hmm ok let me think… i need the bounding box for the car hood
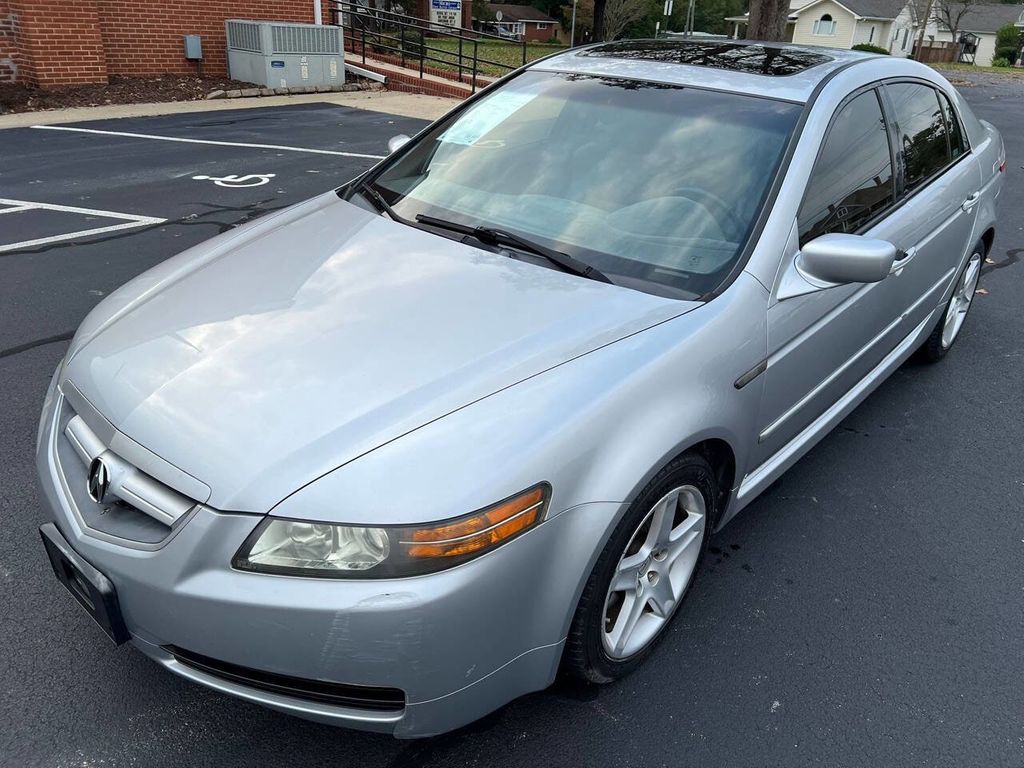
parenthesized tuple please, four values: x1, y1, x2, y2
(65, 193, 696, 512)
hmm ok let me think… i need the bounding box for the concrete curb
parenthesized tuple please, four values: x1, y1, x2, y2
(0, 90, 461, 130)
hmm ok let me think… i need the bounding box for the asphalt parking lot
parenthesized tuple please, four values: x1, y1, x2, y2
(2, 86, 1023, 768)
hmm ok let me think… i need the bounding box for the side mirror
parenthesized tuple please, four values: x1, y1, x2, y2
(387, 134, 411, 155)
(797, 233, 897, 286)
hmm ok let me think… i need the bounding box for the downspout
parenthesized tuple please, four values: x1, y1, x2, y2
(314, 0, 323, 24)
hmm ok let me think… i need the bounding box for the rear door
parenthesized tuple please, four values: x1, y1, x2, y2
(878, 81, 982, 327)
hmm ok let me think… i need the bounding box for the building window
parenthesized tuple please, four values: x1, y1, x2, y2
(537, 23, 548, 30)
(902, 27, 909, 49)
(812, 14, 837, 36)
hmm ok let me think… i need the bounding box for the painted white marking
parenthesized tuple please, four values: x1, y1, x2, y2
(31, 125, 386, 160)
(0, 205, 33, 215)
(0, 198, 166, 253)
(192, 173, 276, 188)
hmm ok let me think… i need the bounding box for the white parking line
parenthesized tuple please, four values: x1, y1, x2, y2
(31, 125, 387, 160)
(0, 198, 166, 253)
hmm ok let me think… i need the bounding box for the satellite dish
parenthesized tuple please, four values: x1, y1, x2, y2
(495, 10, 503, 20)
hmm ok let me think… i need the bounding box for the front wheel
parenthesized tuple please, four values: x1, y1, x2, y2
(563, 452, 716, 683)
(919, 245, 983, 362)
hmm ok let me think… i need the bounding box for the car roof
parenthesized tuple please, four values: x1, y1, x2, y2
(529, 39, 877, 104)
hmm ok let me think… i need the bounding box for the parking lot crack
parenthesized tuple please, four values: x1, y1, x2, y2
(0, 330, 74, 361)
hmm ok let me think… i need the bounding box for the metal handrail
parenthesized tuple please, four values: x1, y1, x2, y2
(329, 0, 527, 94)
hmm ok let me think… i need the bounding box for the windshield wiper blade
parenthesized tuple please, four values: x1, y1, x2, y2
(416, 214, 613, 284)
(355, 179, 406, 223)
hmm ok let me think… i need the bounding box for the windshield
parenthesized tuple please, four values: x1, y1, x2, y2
(367, 71, 801, 298)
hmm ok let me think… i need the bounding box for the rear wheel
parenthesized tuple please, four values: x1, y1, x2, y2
(919, 244, 983, 362)
(564, 451, 716, 683)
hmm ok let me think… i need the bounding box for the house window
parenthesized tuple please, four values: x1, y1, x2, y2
(537, 23, 548, 30)
(902, 28, 909, 49)
(812, 14, 837, 36)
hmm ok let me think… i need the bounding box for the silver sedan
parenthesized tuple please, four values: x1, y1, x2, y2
(37, 40, 1003, 737)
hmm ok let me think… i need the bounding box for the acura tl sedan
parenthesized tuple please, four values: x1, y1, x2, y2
(38, 40, 1003, 737)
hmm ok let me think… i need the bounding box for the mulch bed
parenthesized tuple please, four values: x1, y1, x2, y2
(0, 74, 257, 114)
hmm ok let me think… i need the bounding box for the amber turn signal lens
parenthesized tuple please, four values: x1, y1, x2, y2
(404, 486, 547, 559)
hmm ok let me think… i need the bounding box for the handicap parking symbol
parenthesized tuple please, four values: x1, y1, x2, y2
(192, 173, 276, 188)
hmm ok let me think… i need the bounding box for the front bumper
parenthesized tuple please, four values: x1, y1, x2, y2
(36, 383, 621, 737)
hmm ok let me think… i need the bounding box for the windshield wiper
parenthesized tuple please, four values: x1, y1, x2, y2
(354, 179, 406, 223)
(416, 214, 613, 284)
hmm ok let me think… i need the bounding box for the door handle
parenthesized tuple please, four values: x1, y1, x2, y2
(890, 246, 917, 274)
(962, 192, 981, 212)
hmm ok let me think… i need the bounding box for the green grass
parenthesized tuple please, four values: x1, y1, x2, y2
(931, 62, 1024, 76)
(420, 38, 566, 78)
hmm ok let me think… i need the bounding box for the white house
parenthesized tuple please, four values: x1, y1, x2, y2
(727, 1, 1024, 66)
(726, 0, 906, 47)
(931, 3, 1024, 64)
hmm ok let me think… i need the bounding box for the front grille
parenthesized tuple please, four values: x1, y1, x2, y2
(166, 646, 406, 712)
(54, 395, 196, 545)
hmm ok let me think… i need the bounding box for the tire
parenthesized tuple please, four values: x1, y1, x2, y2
(918, 242, 984, 363)
(563, 451, 717, 684)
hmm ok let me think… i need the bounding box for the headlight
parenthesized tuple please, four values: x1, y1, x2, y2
(232, 483, 550, 578)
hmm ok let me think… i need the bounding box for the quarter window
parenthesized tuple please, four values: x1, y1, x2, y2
(886, 83, 951, 191)
(799, 90, 895, 244)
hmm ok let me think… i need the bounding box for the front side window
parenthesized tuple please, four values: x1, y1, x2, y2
(799, 89, 894, 244)
(368, 71, 801, 298)
(886, 82, 951, 192)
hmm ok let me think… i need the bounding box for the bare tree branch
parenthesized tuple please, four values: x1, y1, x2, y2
(601, 0, 650, 40)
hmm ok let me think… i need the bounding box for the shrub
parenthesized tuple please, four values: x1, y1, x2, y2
(852, 43, 890, 55)
(547, 35, 561, 44)
(992, 57, 1011, 68)
(994, 22, 1021, 63)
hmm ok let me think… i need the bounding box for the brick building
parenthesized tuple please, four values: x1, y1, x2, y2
(0, 0, 468, 88)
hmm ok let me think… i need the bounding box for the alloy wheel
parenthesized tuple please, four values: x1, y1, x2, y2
(941, 252, 982, 349)
(601, 485, 706, 659)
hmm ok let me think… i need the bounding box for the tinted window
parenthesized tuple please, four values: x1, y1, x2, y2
(887, 83, 951, 191)
(939, 92, 968, 159)
(370, 71, 801, 299)
(799, 90, 894, 244)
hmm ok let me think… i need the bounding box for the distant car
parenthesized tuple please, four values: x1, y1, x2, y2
(38, 40, 1003, 738)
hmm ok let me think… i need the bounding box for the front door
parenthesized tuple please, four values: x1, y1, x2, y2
(752, 87, 903, 468)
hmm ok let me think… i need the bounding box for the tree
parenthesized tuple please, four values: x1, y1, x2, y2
(995, 22, 1023, 62)
(934, 0, 980, 49)
(593, 0, 607, 39)
(602, 0, 651, 38)
(564, 0, 595, 40)
(746, 0, 791, 41)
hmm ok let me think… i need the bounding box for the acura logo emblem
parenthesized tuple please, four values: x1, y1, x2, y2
(87, 457, 110, 504)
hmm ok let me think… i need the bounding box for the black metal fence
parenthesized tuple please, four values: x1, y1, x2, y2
(329, 0, 527, 93)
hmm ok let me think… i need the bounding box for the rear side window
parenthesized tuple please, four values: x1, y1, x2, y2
(799, 89, 894, 245)
(886, 83, 951, 191)
(939, 92, 968, 160)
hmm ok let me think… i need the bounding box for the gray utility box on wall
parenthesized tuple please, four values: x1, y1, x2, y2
(226, 20, 345, 89)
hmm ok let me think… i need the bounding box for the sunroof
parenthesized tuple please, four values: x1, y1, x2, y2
(581, 40, 833, 77)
